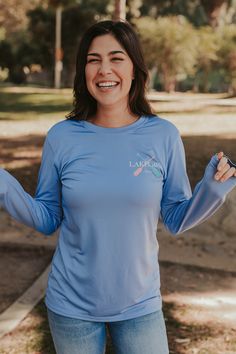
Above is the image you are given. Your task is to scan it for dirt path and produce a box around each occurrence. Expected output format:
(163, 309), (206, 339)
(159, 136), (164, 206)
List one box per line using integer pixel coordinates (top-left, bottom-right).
(1, 114), (236, 137)
(0, 262), (235, 354)
(0, 244), (54, 314)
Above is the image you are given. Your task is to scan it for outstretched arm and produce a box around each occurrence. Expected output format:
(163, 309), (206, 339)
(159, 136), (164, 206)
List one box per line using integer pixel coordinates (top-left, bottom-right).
(0, 135), (63, 235)
(160, 134), (236, 235)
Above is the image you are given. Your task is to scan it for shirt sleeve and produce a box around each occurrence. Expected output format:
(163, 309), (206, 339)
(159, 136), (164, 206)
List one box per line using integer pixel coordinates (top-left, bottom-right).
(0, 135), (63, 235)
(160, 133), (236, 235)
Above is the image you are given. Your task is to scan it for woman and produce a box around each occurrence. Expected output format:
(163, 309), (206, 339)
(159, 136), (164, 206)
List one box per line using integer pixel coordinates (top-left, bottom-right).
(0, 20), (236, 354)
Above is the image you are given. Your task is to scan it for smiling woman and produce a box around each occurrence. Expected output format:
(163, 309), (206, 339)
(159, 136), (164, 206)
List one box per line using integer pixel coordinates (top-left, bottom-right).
(66, 20), (154, 126)
(0, 19), (236, 354)
(84, 34), (136, 126)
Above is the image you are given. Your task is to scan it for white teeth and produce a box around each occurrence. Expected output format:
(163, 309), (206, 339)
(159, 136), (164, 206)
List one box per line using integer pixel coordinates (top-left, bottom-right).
(97, 81), (119, 88)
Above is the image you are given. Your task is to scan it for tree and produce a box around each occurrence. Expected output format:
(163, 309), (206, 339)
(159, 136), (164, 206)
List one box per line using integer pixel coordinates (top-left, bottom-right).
(48, 0), (80, 88)
(194, 26), (219, 91)
(216, 24), (236, 94)
(27, 6), (55, 70)
(61, 0), (110, 86)
(137, 0), (208, 27)
(126, 0), (142, 21)
(0, 40), (14, 71)
(135, 16), (199, 92)
(200, 0), (236, 27)
(25, 0), (110, 87)
(0, 26), (38, 84)
(129, 0), (236, 27)
(0, 0), (46, 37)
(113, 0), (126, 20)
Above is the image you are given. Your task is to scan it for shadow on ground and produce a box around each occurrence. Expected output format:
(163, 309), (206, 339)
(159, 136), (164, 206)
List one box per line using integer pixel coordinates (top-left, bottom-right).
(14, 286), (235, 354)
(10, 298), (193, 354)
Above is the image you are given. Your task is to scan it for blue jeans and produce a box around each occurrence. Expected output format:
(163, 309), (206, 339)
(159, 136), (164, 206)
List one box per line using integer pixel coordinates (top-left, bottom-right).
(47, 308), (169, 354)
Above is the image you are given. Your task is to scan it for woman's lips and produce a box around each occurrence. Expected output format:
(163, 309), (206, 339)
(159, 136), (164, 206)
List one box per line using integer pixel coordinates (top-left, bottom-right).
(95, 82), (120, 91)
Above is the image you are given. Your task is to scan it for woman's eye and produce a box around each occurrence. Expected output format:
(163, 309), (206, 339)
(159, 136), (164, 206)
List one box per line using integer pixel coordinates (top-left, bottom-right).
(87, 57), (124, 63)
(87, 59), (99, 63)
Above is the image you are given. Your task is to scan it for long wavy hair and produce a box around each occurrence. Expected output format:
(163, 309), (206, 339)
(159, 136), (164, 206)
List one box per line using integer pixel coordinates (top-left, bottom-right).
(66, 20), (154, 121)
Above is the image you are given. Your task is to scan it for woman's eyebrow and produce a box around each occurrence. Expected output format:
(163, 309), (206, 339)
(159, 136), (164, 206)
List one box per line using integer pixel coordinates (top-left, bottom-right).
(87, 50), (126, 57)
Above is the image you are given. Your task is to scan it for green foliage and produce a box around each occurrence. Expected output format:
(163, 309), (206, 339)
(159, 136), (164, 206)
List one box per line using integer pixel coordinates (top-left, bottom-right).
(27, 6), (55, 69)
(60, 5), (96, 86)
(23, 0), (109, 86)
(75, 0), (110, 13)
(0, 0), (235, 91)
(0, 7), (55, 84)
(138, 0), (208, 27)
(0, 41), (14, 69)
(134, 13), (236, 93)
(0, 34), (31, 84)
(0, 27), (6, 41)
(135, 16), (199, 91)
(58, 0), (110, 86)
(216, 24), (236, 93)
(203, 0), (236, 28)
(197, 26), (219, 66)
(48, 0), (79, 7)
(131, 0), (236, 28)
(126, 0), (142, 21)
(193, 26), (220, 91)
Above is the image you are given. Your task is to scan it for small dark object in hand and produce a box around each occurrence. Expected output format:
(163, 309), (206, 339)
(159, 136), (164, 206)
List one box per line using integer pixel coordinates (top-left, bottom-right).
(224, 155), (236, 169)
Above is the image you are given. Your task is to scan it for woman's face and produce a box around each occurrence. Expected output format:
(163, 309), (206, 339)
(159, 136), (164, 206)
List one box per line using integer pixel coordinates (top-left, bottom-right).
(85, 34), (134, 110)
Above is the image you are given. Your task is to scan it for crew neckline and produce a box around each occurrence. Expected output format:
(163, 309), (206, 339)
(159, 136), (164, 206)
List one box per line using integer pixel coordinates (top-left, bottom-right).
(82, 116), (146, 133)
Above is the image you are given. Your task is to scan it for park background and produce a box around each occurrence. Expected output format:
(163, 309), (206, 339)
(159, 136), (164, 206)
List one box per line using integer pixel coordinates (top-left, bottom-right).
(0, 1), (236, 353)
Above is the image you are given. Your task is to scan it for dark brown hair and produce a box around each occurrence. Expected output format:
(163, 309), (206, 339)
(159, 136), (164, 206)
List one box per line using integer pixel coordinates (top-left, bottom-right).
(66, 20), (154, 121)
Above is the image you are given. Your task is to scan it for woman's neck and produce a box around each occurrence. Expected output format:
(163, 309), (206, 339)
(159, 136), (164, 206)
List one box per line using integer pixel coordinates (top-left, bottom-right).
(88, 106), (139, 128)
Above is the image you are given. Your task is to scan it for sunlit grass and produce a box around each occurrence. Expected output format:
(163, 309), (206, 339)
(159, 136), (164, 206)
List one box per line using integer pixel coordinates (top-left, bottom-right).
(0, 87), (73, 121)
(0, 111), (69, 121)
(1, 85), (235, 122)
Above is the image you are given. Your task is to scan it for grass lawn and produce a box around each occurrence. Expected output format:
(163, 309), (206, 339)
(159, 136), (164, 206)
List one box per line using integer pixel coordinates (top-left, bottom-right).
(0, 86), (73, 121)
(1, 85), (235, 122)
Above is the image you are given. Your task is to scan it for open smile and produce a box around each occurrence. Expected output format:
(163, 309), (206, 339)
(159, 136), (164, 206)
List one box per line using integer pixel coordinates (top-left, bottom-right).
(96, 81), (120, 90)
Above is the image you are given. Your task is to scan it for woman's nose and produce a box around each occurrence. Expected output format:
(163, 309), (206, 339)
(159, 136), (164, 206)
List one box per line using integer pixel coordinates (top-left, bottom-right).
(98, 61), (112, 75)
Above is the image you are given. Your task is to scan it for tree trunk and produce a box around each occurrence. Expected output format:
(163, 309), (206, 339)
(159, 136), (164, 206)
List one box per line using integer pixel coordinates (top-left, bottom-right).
(113, 0), (126, 20)
(161, 63), (176, 92)
(202, 66), (210, 92)
(148, 67), (157, 90)
(201, 0), (230, 27)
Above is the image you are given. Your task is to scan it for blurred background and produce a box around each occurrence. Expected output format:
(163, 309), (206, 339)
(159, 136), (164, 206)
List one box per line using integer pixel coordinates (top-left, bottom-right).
(0, 1), (236, 354)
(0, 0), (236, 93)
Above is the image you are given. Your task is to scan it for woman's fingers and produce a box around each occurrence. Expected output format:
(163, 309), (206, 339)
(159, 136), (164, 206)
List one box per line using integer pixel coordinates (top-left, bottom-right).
(215, 163), (231, 181)
(216, 153), (228, 172)
(217, 167), (236, 182)
(217, 151), (224, 161)
(215, 151), (236, 182)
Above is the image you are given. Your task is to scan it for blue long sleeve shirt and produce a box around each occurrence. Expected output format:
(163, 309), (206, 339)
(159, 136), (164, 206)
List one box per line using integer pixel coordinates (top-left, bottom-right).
(0, 115), (235, 322)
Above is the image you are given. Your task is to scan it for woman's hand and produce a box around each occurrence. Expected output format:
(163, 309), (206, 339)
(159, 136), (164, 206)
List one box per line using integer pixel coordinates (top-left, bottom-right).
(215, 152), (236, 182)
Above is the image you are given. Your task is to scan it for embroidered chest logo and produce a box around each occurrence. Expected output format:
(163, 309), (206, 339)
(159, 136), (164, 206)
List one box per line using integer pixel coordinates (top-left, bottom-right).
(129, 153), (162, 177)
